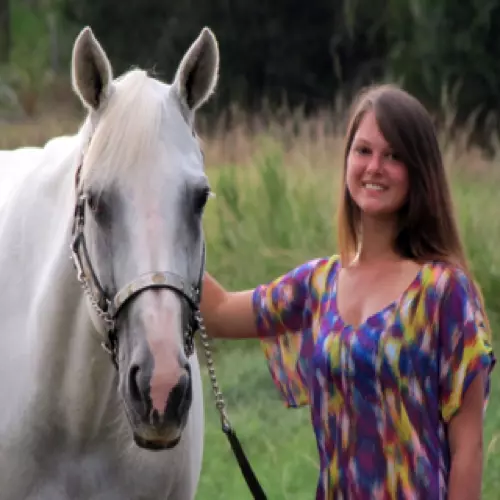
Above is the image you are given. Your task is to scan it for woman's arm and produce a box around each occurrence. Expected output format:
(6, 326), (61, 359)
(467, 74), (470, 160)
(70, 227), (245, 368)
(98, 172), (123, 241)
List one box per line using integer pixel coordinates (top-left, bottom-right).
(437, 268), (495, 499)
(446, 372), (486, 500)
(200, 257), (329, 340)
(199, 273), (259, 339)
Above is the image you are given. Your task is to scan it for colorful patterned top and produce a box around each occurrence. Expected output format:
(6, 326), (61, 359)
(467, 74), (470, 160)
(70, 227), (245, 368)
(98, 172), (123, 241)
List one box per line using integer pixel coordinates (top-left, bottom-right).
(252, 255), (496, 499)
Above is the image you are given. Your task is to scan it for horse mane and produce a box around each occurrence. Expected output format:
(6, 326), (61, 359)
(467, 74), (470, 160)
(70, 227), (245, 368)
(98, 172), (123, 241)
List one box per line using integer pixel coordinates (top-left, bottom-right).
(80, 69), (167, 189)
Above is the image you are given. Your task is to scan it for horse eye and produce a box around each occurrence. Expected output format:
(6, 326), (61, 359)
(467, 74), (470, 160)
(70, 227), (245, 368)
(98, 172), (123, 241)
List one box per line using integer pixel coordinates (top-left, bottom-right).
(193, 186), (210, 213)
(86, 190), (104, 217)
(86, 191), (97, 212)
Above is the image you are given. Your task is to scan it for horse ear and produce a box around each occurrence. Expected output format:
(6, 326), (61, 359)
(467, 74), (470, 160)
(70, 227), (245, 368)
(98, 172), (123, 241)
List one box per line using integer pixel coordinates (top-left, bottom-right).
(71, 26), (113, 111)
(173, 27), (219, 113)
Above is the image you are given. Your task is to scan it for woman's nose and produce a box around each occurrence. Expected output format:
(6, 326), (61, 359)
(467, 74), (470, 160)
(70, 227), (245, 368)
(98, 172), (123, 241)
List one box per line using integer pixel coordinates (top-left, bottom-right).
(365, 153), (383, 173)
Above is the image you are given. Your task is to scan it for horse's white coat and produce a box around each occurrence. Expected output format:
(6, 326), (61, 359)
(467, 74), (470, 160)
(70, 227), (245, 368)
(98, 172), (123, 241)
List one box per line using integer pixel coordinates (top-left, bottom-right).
(0, 26), (219, 500)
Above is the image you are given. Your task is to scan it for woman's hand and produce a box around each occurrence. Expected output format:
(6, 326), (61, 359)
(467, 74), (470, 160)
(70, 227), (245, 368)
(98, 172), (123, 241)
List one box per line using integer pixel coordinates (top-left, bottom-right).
(199, 273), (259, 339)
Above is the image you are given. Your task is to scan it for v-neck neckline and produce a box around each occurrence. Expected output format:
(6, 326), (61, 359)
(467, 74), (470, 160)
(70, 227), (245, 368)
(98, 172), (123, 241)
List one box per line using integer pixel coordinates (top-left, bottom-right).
(331, 260), (427, 331)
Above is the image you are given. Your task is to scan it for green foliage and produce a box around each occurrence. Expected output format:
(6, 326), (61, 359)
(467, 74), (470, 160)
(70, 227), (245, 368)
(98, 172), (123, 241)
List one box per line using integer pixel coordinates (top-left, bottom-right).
(204, 143), (335, 292)
(60, 0), (387, 115)
(0, 2), (55, 115)
(384, 0), (500, 147)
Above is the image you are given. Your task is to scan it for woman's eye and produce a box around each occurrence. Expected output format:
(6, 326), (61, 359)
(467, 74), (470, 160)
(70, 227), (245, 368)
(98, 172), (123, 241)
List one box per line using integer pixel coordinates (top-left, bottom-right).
(355, 146), (370, 155)
(386, 151), (400, 162)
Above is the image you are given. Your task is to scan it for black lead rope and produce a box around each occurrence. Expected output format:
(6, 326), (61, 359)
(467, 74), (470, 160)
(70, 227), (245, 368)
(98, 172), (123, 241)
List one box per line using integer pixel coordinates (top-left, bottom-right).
(223, 424), (268, 499)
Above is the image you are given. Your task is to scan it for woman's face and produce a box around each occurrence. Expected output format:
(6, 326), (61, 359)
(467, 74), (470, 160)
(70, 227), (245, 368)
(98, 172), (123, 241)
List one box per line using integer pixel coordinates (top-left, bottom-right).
(346, 110), (409, 219)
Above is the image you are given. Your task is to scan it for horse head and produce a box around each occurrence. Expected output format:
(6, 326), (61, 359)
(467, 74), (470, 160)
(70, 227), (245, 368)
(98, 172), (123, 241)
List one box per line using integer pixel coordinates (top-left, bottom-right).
(69, 26), (218, 450)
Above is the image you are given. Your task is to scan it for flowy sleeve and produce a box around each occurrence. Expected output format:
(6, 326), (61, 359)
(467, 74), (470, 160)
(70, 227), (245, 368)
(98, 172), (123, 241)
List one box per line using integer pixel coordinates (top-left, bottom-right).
(438, 268), (496, 423)
(252, 256), (336, 408)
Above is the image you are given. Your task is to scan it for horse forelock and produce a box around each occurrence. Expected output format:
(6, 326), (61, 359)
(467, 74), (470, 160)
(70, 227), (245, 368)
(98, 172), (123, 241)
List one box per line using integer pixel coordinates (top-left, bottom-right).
(79, 69), (170, 191)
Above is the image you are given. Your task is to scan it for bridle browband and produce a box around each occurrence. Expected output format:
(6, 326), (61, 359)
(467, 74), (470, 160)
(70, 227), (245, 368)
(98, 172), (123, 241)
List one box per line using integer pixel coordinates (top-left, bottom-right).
(70, 153), (205, 369)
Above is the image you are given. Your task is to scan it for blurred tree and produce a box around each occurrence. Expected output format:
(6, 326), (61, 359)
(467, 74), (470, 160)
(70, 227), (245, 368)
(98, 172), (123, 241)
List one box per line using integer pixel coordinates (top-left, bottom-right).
(384, 0), (500, 151)
(61, 0), (389, 116)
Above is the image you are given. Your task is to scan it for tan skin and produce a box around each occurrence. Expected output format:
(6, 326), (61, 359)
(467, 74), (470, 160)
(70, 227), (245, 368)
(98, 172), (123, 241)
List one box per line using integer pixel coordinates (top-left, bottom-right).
(200, 110), (487, 499)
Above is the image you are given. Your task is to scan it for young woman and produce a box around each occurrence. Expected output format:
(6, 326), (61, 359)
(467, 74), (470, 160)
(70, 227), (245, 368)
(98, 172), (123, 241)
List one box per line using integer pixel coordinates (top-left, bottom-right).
(200, 84), (496, 499)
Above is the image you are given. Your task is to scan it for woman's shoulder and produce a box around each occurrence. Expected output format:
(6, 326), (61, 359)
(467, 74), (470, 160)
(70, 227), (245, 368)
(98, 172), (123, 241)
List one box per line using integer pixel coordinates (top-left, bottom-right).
(287, 254), (341, 278)
(399, 260), (487, 337)
(257, 254), (341, 296)
(419, 259), (481, 306)
(307, 253), (341, 288)
(277, 254), (341, 297)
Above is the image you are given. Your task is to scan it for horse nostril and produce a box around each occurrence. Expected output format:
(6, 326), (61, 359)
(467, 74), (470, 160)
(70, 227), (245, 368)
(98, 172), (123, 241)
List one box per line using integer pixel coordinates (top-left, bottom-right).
(128, 364), (143, 408)
(167, 373), (192, 420)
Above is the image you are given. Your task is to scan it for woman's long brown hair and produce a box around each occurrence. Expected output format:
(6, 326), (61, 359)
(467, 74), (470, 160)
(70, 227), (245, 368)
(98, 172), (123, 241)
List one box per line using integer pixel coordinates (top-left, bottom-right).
(337, 83), (492, 337)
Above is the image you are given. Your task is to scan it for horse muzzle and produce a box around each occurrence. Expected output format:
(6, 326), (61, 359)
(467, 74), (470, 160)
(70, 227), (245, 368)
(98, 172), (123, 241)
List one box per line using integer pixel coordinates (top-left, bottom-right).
(121, 351), (193, 447)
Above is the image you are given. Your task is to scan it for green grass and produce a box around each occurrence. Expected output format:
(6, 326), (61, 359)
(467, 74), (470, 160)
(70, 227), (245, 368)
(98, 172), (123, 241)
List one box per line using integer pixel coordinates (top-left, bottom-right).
(199, 347), (319, 499)
(195, 145), (500, 499)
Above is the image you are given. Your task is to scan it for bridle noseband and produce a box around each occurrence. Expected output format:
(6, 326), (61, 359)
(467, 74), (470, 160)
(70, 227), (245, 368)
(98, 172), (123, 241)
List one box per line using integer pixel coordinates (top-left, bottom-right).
(70, 158), (205, 369)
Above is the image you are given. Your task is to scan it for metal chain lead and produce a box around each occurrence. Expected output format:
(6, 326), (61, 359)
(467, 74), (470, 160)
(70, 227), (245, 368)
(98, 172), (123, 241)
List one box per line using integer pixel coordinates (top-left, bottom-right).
(195, 310), (231, 431)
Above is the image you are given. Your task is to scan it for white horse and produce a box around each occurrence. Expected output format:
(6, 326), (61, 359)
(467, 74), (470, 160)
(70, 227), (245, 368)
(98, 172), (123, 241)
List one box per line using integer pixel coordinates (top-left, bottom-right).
(0, 25), (219, 500)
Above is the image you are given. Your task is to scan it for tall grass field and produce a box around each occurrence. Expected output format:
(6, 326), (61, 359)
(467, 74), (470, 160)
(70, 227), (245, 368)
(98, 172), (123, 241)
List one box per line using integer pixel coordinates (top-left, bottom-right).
(0, 111), (498, 499)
